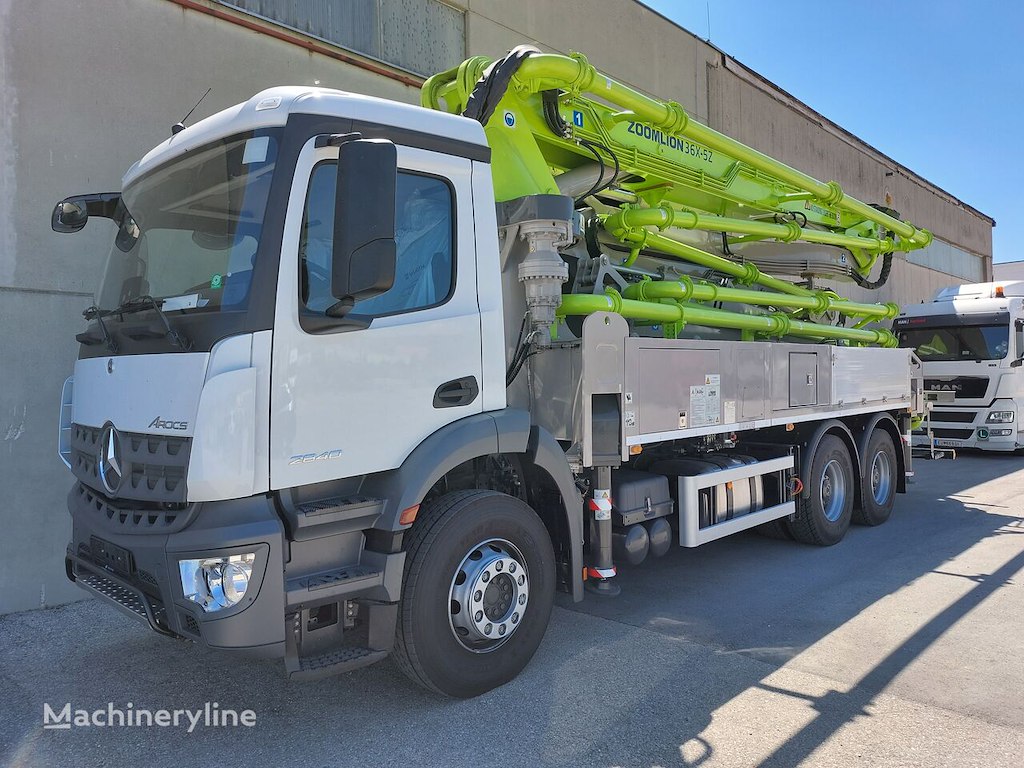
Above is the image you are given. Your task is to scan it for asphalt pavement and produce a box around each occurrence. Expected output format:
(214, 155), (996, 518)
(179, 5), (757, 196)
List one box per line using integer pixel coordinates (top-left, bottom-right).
(2, 452), (1022, 767)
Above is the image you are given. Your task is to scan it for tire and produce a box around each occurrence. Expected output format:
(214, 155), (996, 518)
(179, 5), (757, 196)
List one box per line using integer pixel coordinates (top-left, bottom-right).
(853, 428), (897, 526)
(789, 434), (854, 546)
(393, 489), (556, 698)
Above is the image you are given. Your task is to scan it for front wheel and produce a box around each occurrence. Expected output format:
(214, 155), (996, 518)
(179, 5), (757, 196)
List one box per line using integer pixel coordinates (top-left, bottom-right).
(393, 490), (555, 697)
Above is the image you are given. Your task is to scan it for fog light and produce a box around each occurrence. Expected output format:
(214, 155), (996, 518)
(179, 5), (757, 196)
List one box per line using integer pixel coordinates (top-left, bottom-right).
(179, 553), (256, 613)
(989, 428), (1013, 437)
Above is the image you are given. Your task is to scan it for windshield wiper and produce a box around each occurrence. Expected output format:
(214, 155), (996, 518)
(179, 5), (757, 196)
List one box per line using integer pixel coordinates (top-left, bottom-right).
(114, 296), (193, 351)
(78, 305), (119, 352)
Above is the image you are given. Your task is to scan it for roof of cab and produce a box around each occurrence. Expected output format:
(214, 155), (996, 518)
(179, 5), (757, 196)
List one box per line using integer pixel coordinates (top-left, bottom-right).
(932, 281), (1024, 301)
(899, 281), (1024, 319)
(123, 87), (488, 186)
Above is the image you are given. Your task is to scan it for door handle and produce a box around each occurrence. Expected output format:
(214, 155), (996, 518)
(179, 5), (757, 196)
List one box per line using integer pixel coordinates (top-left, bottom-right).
(433, 376), (479, 408)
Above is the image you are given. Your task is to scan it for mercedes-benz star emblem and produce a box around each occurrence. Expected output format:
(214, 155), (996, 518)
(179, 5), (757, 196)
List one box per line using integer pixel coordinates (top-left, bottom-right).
(98, 424), (123, 495)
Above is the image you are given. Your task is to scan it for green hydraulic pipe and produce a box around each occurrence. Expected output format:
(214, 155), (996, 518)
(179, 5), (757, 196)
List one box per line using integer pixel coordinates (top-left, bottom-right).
(623, 278), (899, 320)
(605, 205), (896, 255)
(612, 225), (818, 299)
(557, 292), (898, 347)
(508, 53), (932, 249)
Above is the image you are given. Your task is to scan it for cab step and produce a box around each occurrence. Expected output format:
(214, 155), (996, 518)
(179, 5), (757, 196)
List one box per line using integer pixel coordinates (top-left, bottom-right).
(287, 496), (384, 540)
(286, 645), (389, 681)
(286, 565), (383, 606)
(284, 602), (398, 681)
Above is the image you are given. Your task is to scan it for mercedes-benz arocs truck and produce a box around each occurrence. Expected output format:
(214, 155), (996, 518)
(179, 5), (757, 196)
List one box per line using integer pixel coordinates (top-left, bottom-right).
(53, 47), (928, 697)
(896, 282), (1024, 452)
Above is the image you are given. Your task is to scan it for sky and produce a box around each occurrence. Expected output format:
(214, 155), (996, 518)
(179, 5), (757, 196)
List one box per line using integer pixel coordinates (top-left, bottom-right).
(640, 0), (1024, 262)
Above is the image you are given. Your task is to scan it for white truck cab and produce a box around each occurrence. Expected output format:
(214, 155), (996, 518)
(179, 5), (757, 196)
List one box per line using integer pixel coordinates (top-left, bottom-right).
(895, 282), (1024, 452)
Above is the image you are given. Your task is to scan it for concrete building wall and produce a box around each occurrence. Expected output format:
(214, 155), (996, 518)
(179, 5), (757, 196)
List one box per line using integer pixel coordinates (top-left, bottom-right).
(463, 0), (718, 123)
(0, 0), (994, 613)
(0, 0), (419, 614)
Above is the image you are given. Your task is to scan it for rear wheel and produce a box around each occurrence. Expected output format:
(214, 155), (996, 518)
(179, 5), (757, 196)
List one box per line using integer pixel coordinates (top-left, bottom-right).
(789, 434), (854, 546)
(393, 490), (555, 698)
(853, 428), (897, 526)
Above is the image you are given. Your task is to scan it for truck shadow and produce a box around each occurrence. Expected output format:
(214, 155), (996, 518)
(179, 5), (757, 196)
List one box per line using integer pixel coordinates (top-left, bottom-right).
(1, 455), (1021, 767)
(549, 452), (1024, 766)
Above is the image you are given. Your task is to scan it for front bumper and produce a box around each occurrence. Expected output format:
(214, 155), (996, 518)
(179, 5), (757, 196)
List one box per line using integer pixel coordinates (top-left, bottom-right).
(911, 431), (1020, 452)
(66, 484), (288, 656)
(65, 482), (407, 671)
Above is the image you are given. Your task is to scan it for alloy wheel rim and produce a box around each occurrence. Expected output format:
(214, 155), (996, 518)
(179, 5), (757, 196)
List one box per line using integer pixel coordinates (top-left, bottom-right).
(871, 449), (892, 505)
(820, 458), (847, 522)
(448, 538), (529, 653)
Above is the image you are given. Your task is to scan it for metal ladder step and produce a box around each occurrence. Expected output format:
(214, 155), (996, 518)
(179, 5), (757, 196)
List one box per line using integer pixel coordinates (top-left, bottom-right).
(287, 646), (389, 681)
(286, 565), (383, 606)
(289, 496), (384, 539)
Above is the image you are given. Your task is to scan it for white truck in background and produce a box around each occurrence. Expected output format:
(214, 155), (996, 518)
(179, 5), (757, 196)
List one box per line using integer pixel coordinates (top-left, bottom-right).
(895, 282), (1024, 453)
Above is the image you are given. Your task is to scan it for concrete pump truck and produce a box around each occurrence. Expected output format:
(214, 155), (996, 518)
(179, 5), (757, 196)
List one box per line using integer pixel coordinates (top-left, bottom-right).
(53, 46), (930, 697)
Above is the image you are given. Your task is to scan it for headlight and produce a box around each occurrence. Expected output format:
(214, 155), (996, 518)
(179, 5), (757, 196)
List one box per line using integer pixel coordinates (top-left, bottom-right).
(986, 411), (1015, 423)
(179, 553), (256, 612)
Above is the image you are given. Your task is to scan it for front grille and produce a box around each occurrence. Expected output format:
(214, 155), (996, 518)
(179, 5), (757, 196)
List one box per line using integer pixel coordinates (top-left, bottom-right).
(72, 483), (198, 535)
(929, 428), (975, 440)
(930, 410), (977, 424)
(924, 377), (989, 399)
(70, 423), (191, 503)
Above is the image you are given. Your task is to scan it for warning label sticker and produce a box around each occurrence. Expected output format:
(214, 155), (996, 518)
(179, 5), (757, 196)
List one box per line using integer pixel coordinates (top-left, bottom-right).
(690, 374), (721, 427)
(723, 399), (737, 424)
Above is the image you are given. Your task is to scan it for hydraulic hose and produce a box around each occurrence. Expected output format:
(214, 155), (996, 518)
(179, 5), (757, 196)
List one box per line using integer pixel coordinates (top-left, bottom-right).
(623, 278), (899, 321)
(610, 225), (817, 299)
(557, 291), (898, 347)
(604, 205), (898, 255)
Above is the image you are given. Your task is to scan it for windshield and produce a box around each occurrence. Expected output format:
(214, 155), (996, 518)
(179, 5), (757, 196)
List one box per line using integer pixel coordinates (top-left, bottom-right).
(95, 130), (280, 313)
(896, 323), (1010, 361)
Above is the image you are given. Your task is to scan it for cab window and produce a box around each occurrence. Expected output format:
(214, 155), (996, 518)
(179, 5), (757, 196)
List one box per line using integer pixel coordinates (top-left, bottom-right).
(300, 163), (454, 317)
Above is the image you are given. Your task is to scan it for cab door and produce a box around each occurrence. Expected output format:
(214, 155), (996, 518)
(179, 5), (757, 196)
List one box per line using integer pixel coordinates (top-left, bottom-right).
(270, 136), (482, 490)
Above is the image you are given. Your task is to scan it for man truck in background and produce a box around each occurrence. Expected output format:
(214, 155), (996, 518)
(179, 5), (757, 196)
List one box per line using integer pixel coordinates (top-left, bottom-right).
(53, 47), (928, 697)
(895, 282), (1024, 453)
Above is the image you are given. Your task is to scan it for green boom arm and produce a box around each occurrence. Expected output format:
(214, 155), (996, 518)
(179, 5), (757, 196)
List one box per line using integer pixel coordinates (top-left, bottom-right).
(423, 50), (931, 254)
(423, 48), (931, 346)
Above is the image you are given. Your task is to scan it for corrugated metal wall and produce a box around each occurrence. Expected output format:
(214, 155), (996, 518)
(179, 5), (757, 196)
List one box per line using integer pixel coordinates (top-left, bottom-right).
(218, 0), (465, 75)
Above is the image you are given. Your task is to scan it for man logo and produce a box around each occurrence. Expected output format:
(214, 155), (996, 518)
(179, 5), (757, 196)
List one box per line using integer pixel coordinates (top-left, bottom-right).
(98, 423), (123, 495)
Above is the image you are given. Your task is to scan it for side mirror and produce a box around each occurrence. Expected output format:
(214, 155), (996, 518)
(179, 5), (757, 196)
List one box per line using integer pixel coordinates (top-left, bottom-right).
(51, 193), (122, 233)
(1013, 320), (1024, 367)
(51, 200), (89, 233)
(329, 138), (397, 317)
